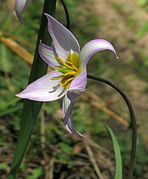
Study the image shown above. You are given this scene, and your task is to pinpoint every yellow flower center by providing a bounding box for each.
[51,51,82,89]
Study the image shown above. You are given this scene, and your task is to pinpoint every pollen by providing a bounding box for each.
[52,51,82,89]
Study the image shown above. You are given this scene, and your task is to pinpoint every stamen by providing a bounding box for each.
[56,57,64,65]
[60,77,73,89]
[64,61,78,71]
[60,77,73,86]
[66,52,80,67]
[52,51,82,90]
[51,76,62,80]
[61,71,76,77]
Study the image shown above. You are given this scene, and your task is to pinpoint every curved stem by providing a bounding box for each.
[87,74,137,179]
[60,0,71,30]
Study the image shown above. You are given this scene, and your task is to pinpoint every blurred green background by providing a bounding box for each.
[0,0,148,178]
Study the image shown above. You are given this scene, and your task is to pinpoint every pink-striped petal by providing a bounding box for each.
[62,92,83,136]
[16,71,66,102]
[80,39,118,66]
[15,0,29,21]
[39,42,59,68]
[45,13,80,60]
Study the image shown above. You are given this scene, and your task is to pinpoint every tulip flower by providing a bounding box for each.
[16,13,117,136]
[15,0,29,21]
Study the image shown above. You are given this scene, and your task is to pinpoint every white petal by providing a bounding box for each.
[39,42,59,68]
[69,66,87,92]
[15,0,29,21]
[16,71,66,102]
[80,39,118,66]
[62,92,83,136]
[45,13,80,60]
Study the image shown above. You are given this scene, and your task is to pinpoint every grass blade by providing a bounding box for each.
[8,1,57,178]
[106,126,122,179]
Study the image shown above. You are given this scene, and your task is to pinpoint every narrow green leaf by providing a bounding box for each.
[8,1,57,178]
[106,126,122,179]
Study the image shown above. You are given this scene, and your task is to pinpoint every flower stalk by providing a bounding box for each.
[87,74,137,179]
[60,0,70,30]
[8,0,57,178]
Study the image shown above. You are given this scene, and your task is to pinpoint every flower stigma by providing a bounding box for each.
[51,51,82,89]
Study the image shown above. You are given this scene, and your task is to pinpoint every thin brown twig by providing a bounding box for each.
[40,110,46,150]
[82,92,129,127]
[46,158,55,179]
[84,140,104,179]
[0,37,33,64]
[0,36,53,72]
[40,110,55,179]
[0,30,35,49]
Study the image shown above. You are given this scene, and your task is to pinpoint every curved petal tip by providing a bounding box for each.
[44,13,80,59]
[65,119,84,137]
[63,93,84,137]
[15,0,29,22]
[80,39,118,66]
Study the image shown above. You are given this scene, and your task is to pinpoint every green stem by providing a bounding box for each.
[8,0,57,178]
[60,0,70,30]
